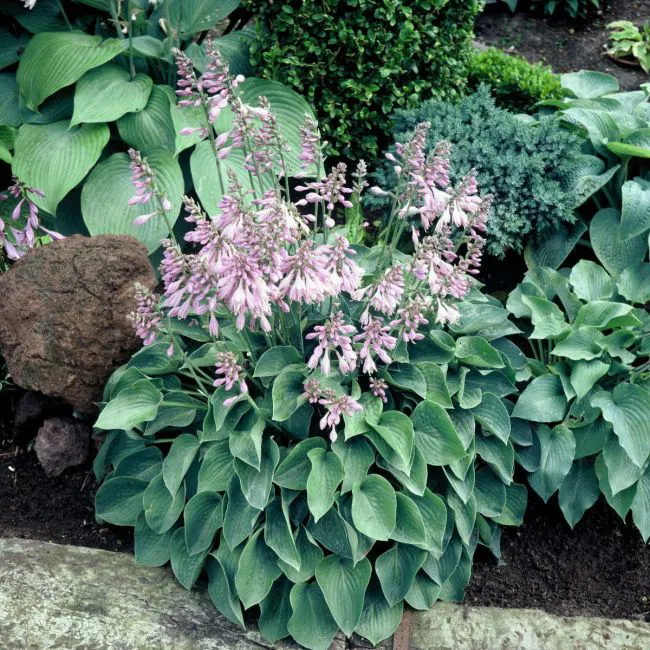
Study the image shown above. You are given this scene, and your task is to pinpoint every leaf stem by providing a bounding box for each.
[127,0,136,81]
[56,0,73,30]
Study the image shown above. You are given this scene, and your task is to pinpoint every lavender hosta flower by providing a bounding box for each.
[327,234,363,295]
[306,311,358,375]
[278,240,337,305]
[129,283,162,346]
[302,378,322,404]
[295,162,354,216]
[369,377,388,403]
[390,297,430,343]
[354,317,397,375]
[368,264,405,318]
[296,114,321,177]
[128,149,155,206]
[318,393,363,442]
[214,351,249,406]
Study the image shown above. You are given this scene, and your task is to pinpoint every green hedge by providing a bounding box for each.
[246,0,481,158]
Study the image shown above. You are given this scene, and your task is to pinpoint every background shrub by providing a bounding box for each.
[468,48,565,113]
[372,87,582,258]
[246,0,481,159]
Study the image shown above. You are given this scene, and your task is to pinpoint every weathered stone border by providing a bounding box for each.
[1,538,648,650]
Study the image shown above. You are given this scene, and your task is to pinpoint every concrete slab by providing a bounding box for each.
[1,537,649,650]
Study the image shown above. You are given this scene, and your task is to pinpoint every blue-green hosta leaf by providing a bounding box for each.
[186,27,255,77]
[524,222,587,271]
[529,424,576,503]
[95,379,163,430]
[95,476,147,526]
[234,528,282,609]
[558,460,599,528]
[573,301,640,329]
[259,576,293,644]
[163,434,200,495]
[475,435,514,485]
[367,411,414,473]
[569,260,613,301]
[569,154,619,209]
[471,393,511,443]
[618,263,650,304]
[117,85,177,152]
[602,436,644,495]
[234,437,279,509]
[315,555,372,636]
[354,580,403,647]
[561,71,620,99]
[170,527,209,590]
[591,384,650,467]
[206,543,245,626]
[512,375,567,423]
[71,63,152,126]
[409,489,447,555]
[574,418,612,459]
[454,336,505,368]
[333,437,375,494]
[390,493,427,546]
[134,511,173,567]
[278,525,323,583]
[168,0,241,37]
[590,208,648,277]
[631,469,650,542]
[143,472,186,534]
[474,467,507,519]
[351,474,397,541]
[620,179,650,240]
[306,448,344,522]
[13,120,109,215]
[383,362,427,398]
[410,400,465,466]
[491,482,527,527]
[551,327,605,361]
[594,454,636,520]
[254,346,303,377]
[264,498,300,570]
[81,147,183,253]
[520,294,570,340]
[17,32,125,111]
[377,447,427,498]
[416,362,452,407]
[562,106,621,156]
[405,571,442,610]
[272,368,307,422]
[197,440,235,492]
[184,490,223,556]
[570,359,610,399]
[114,447,163,482]
[376,543,427,607]
[0,26,29,72]
[273,438,326,490]
[287,582,338,650]
[607,131,650,160]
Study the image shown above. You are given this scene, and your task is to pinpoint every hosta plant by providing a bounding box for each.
[0,0,313,256]
[93,74,527,649]
[607,21,650,74]
[507,259,650,539]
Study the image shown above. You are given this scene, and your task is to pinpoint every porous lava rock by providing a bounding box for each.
[0,235,155,413]
[12,391,64,443]
[34,417,91,477]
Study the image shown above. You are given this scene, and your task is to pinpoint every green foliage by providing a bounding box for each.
[94,288,527,646]
[607,21,650,74]
[0,0,313,254]
[373,87,583,257]
[467,48,564,113]
[245,0,481,158]
[486,0,601,19]
[507,257,650,537]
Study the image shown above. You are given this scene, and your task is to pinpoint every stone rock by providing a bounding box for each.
[12,390,65,443]
[34,417,91,477]
[0,235,155,413]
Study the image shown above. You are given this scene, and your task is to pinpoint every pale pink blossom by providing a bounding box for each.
[306,311,358,375]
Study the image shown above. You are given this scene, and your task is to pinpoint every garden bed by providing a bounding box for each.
[477,0,650,89]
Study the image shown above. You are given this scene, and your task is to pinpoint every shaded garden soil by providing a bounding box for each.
[477,0,650,89]
[467,491,650,621]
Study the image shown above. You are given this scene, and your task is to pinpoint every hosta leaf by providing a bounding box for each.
[472,393,511,443]
[184,491,223,556]
[476,435,514,485]
[405,571,442,610]
[287,582,338,650]
[272,369,307,422]
[620,179,650,240]
[264,498,301,570]
[0,26,29,72]
[551,327,605,361]
[594,454,636,520]
[367,411,414,473]
[114,447,163,482]
[71,63,152,126]
[492,482,527,526]
[574,418,612,459]
[81,148,183,253]
[618,263,650,304]
[447,491,477,545]
[573,301,639,329]
[306,448,344,522]
[162,434,200,495]
[13,120,109,215]
[454,336,505,368]
[512,375,567,423]
[591,384,650,467]
[409,489,447,555]
[390,493,427,546]
[521,295,570,340]
[416,362,452,407]
[558,460,599,528]
[376,543,427,607]
[333,437,375,494]
[234,437,279,509]
[315,556,372,636]
[631,469,650,542]
[234,528,282,609]
[223,475,261,549]
[529,424,576,502]
[95,379,163,430]
[352,474,397,541]
[134,511,173,567]
[354,580,403,647]
[590,208,647,277]
[206,544,245,626]
[143,473,186,534]
[383,363,427,398]
[474,467,507,518]
[254,346,303,377]
[170,0,241,37]
[410,400,466,466]
[259,576,293,644]
[570,359,610,399]
[197,440,235,492]
[274,438,326,490]
[278,525,323,583]
[17,32,124,111]
[116,85,177,152]
[422,535,462,584]
[602,436,644,495]
[569,260,613,301]
[524,222,587,271]
[170,527,209,590]
[95,476,147,526]
[561,71,620,99]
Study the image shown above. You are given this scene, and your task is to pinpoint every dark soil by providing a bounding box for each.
[0,391,132,553]
[467,490,650,621]
[477,0,650,89]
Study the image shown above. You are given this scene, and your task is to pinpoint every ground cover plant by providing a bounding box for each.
[0,0,314,256]
[371,87,585,258]
[92,48,530,649]
[467,48,564,113]
[245,0,481,159]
